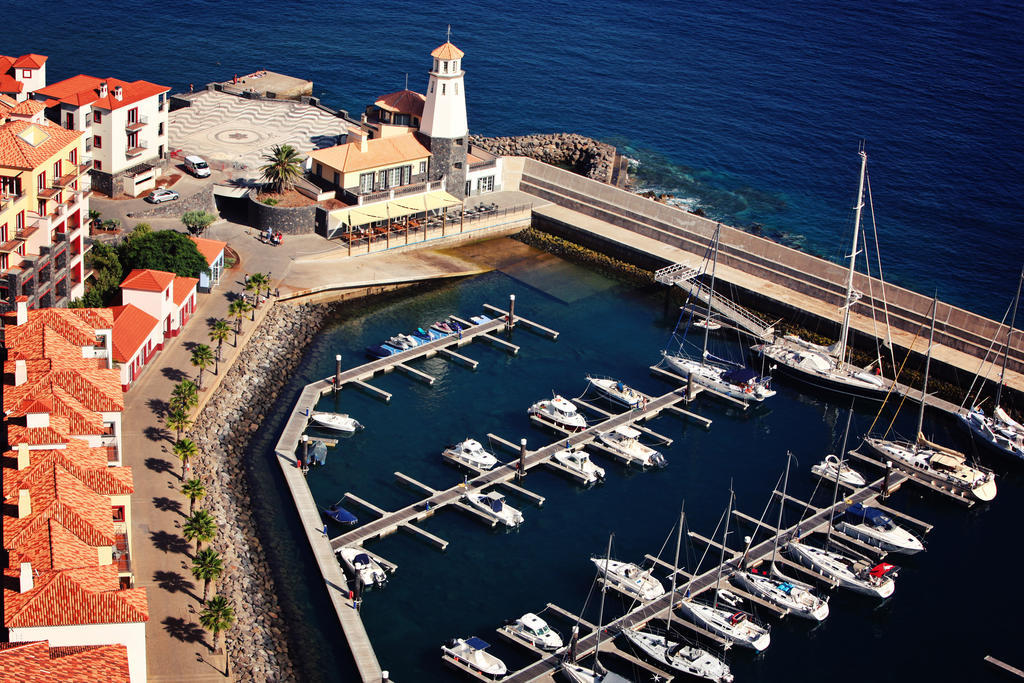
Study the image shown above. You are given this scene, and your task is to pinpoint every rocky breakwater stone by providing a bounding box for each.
[187,299,342,682]
[470,132,617,183]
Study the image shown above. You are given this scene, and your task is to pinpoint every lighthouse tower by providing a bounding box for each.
[419,37,469,198]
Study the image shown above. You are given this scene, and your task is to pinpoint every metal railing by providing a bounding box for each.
[125,115,148,131]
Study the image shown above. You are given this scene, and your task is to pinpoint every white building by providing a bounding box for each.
[419,40,469,198]
[0,53,47,102]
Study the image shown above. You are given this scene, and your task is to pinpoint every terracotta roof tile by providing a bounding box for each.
[7,519,100,571]
[4,441,133,499]
[109,304,159,363]
[172,276,198,306]
[4,565,148,628]
[188,235,226,266]
[5,362,124,418]
[11,100,45,116]
[431,41,465,59]
[0,75,24,94]
[310,132,430,174]
[12,54,47,69]
[35,74,169,112]
[374,89,425,117]
[120,268,174,292]
[0,119,81,171]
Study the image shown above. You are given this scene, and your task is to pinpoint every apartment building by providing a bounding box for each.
[0,53,47,102]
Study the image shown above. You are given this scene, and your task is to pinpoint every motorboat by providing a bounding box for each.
[309,411,362,434]
[621,628,733,682]
[385,334,415,350]
[811,453,866,487]
[586,376,643,409]
[442,637,506,679]
[786,541,896,598]
[463,491,524,527]
[834,503,923,554]
[470,314,492,325]
[552,447,605,484]
[443,438,499,470]
[590,557,665,602]
[596,426,665,467]
[337,546,387,588]
[731,568,829,621]
[529,395,588,432]
[676,600,771,651]
[506,612,563,651]
[861,436,997,502]
[364,343,401,359]
[323,504,357,525]
[661,352,776,403]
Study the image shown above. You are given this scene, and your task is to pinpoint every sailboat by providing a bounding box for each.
[732,453,830,621]
[677,489,771,651]
[753,148,891,399]
[957,268,1024,460]
[622,502,734,683]
[860,297,997,502]
[661,225,776,403]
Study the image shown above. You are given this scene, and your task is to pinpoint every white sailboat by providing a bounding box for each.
[811,453,867,487]
[590,557,665,602]
[463,491,524,527]
[596,426,666,467]
[529,394,588,432]
[586,376,644,409]
[753,148,891,399]
[834,503,923,554]
[957,268,1024,460]
[552,447,605,484]
[443,438,499,470]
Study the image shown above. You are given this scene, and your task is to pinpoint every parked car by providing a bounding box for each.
[146,188,179,204]
[184,155,211,178]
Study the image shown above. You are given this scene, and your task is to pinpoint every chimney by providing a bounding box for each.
[18,488,31,518]
[14,358,27,386]
[17,443,29,470]
[359,132,368,153]
[15,297,27,325]
[19,562,34,593]
[99,81,108,98]
[113,85,123,101]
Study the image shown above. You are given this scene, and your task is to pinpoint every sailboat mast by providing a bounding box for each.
[836,149,869,369]
[916,297,938,441]
[713,486,733,610]
[995,268,1024,410]
[594,533,612,672]
[771,452,792,570]
[701,225,721,365]
[665,501,685,631]
[827,407,854,548]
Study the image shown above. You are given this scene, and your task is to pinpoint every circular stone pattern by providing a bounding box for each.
[214,129,263,144]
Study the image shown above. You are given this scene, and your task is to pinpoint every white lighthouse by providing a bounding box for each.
[419,36,469,197]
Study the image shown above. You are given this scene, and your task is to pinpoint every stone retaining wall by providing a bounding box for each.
[129,185,218,219]
[470,133,615,183]
[247,193,317,235]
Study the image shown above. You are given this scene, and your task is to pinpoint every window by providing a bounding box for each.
[22,69,31,78]
[443,61,448,73]
[93,135,102,149]
[165,288,170,300]
[419,161,426,175]
[315,163,322,177]
[454,162,463,169]
[333,171,340,187]
[359,172,374,193]
[127,132,138,148]
[430,80,434,94]
[64,113,74,129]
[94,111,102,124]
[128,108,138,124]
[158,122,164,136]
[38,199,47,215]
[69,148,77,164]
[94,160,102,171]
[0,253,7,270]
[456,138,464,146]
[53,161,62,179]
[442,84,446,95]
[455,83,459,95]
[1,223,7,241]
[16,211,24,230]
[112,506,125,522]
[477,175,495,193]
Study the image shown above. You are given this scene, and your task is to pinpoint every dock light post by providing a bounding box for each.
[301,435,309,468]
[518,438,527,481]
[334,354,342,394]
[883,460,892,498]
[507,294,516,332]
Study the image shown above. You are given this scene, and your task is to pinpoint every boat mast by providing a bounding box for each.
[994,268,1024,410]
[916,297,938,443]
[665,501,685,632]
[713,485,734,611]
[827,406,854,548]
[593,533,612,674]
[771,452,792,570]
[701,225,721,366]
[836,148,869,369]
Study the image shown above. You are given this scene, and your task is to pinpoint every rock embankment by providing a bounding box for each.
[470,133,616,183]
[189,300,339,681]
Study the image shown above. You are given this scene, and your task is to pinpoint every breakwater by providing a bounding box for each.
[470,133,616,183]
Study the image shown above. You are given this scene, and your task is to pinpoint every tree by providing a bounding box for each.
[209,320,231,363]
[173,437,198,480]
[118,229,210,279]
[191,547,224,602]
[123,222,152,245]
[181,477,206,516]
[78,241,123,307]
[88,208,102,229]
[182,210,217,235]
[259,144,303,194]
[165,407,193,442]
[228,299,252,339]
[170,379,199,413]
[200,595,235,660]
[190,344,215,389]
[183,509,217,555]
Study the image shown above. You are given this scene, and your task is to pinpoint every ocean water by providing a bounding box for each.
[8,1,1023,316]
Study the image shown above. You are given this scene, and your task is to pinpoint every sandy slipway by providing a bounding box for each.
[187,300,341,681]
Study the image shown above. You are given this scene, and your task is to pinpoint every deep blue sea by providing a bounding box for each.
[8,1,1023,316]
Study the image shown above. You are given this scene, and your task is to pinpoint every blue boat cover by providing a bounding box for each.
[845,502,891,527]
[488,497,504,513]
[465,637,491,650]
[354,552,371,566]
[722,367,759,384]
[326,505,358,524]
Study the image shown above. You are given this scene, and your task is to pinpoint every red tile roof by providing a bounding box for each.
[188,235,226,266]
[120,268,174,292]
[431,41,465,59]
[4,441,134,500]
[12,54,47,69]
[4,564,148,628]
[7,520,100,571]
[35,75,169,112]
[5,308,112,360]
[0,641,130,683]
[374,89,425,117]
[11,100,45,116]
[0,119,81,170]
[4,362,124,418]
[172,276,198,307]
[0,75,24,94]
[109,304,159,363]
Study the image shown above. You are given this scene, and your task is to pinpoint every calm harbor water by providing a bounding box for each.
[241,253,1022,681]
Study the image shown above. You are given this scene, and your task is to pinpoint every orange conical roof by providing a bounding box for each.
[430,42,464,60]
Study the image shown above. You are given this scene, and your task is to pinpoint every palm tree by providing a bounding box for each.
[165,407,193,442]
[209,320,231,363]
[191,547,224,602]
[181,477,206,516]
[199,595,235,659]
[183,509,217,555]
[249,273,270,308]
[227,299,250,340]
[243,276,259,310]
[259,144,302,194]
[191,344,215,389]
[173,438,199,480]
[170,379,199,413]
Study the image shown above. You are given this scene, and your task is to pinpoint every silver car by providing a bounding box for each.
[146,188,179,204]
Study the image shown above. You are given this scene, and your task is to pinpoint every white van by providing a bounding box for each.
[184,155,211,178]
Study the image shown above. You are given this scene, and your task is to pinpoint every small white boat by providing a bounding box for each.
[586,376,643,408]
[337,546,387,588]
[443,438,498,470]
[731,568,829,621]
[677,600,771,651]
[470,314,493,325]
[464,491,524,527]
[590,557,665,602]
[552,447,605,484]
[834,503,923,554]
[662,351,776,403]
[787,541,896,598]
[811,453,866,487]
[621,628,733,682]
[529,395,588,432]
[309,411,362,434]
[596,426,665,467]
[507,612,563,651]
[442,637,506,678]
[386,334,417,350]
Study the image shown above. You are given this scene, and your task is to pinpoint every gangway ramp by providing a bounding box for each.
[655,263,775,341]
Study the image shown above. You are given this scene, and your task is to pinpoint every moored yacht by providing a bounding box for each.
[463,491,524,527]
[309,411,362,434]
[590,557,665,602]
[529,395,588,432]
[834,503,923,554]
[552,447,605,484]
[337,546,387,588]
[958,406,1024,460]
[662,352,776,403]
[443,438,499,470]
[731,568,829,621]
[596,426,665,467]
[676,600,771,651]
[621,627,733,682]
[811,453,866,487]
[441,637,506,679]
[786,541,896,598]
[586,376,643,408]
[861,436,997,502]
[506,612,562,651]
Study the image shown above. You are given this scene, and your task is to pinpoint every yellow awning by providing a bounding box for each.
[328,191,462,230]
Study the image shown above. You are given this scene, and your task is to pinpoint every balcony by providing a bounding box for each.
[125,115,148,132]
[113,524,131,573]
[0,192,22,212]
[125,141,149,158]
[52,161,94,188]
[344,178,445,206]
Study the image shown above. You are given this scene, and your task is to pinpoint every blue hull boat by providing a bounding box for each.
[324,504,358,525]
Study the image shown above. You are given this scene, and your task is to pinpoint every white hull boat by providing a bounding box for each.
[811,453,866,487]
[552,447,605,484]
[596,426,665,467]
[661,351,775,402]
[753,335,890,399]
[586,376,643,408]
[309,411,362,433]
[443,438,498,470]
[677,600,771,651]
[621,628,733,682]
[560,663,632,683]
[787,541,895,598]
[442,637,506,678]
[529,395,588,432]
[731,568,829,621]
[507,612,562,651]
[835,503,923,554]
[590,557,665,602]
[337,546,387,588]
[958,406,1024,461]
[862,436,997,502]
[464,491,524,527]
